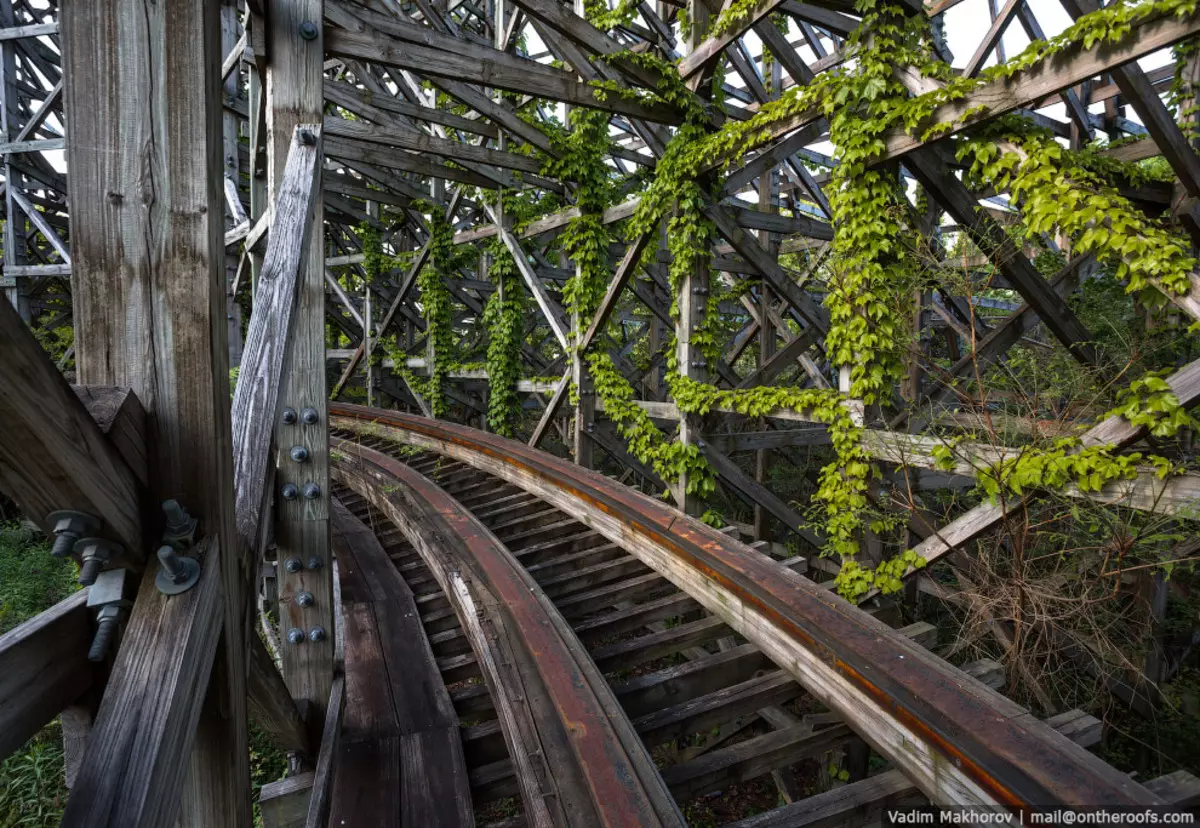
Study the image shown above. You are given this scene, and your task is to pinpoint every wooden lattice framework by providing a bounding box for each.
[0,0,1199,824]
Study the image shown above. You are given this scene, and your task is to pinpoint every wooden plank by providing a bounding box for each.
[324,116,543,174]
[0,300,143,555]
[232,124,321,550]
[0,590,92,762]
[880,9,1200,162]
[324,7,682,125]
[261,771,315,828]
[248,635,314,756]
[887,356,1200,596]
[62,0,248,821]
[61,540,225,828]
[678,0,789,79]
[72,386,149,487]
[304,674,345,828]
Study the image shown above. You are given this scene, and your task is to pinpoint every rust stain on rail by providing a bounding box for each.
[330,403,1158,812]
[332,435,678,827]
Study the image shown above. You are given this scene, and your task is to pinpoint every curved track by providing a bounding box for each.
[328,402,1166,824]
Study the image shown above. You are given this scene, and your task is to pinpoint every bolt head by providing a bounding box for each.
[281,483,299,501]
[301,407,319,425]
[155,552,201,595]
[282,407,298,425]
[290,445,310,463]
[309,627,327,642]
[299,20,319,40]
[302,483,321,500]
[296,591,314,607]
[306,556,324,570]
[287,628,305,645]
[284,557,303,574]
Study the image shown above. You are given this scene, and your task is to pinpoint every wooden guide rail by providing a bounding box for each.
[331,436,685,827]
[329,403,1161,814]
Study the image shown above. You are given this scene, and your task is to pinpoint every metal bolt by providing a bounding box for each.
[89,605,122,662]
[309,627,327,642]
[47,510,100,558]
[284,557,303,574]
[282,407,298,425]
[302,483,321,500]
[161,499,198,549]
[306,556,324,570]
[296,591,314,607]
[287,628,305,645]
[689,360,708,368]
[155,545,201,595]
[75,538,123,586]
[281,483,299,500]
[299,128,316,147]
[301,407,319,425]
[692,286,709,295]
[299,20,319,40]
[697,439,707,449]
[289,445,309,463]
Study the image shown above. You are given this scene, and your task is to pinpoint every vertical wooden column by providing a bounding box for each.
[268,0,334,718]
[62,0,249,823]
[674,0,711,514]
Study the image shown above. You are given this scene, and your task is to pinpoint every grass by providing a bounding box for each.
[0,521,78,828]
[0,520,287,827]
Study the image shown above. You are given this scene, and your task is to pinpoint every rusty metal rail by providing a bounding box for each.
[331,435,685,827]
[330,402,1162,814]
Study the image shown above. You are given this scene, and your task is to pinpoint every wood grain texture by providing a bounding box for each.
[61,539,225,828]
[232,124,321,549]
[304,674,344,828]
[72,386,149,487]
[260,771,314,828]
[269,0,334,716]
[62,0,248,820]
[0,300,142,554]
[248,634,314,756]
[0,590,92,762]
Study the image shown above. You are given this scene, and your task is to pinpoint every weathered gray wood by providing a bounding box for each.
[304,675,345,828]
[72,386,149,487]
[61,539,225,828]
[62,0,248,822]
[0,300,143,556]
[0,590,92,762]
[248,634,314,756]
[232,124,322,549]
[269,0,335,721]
[261,771,315,828]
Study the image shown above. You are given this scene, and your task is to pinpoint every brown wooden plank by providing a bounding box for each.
[400,727,476,826]
[0,590,92,762]
[0,299,143,556]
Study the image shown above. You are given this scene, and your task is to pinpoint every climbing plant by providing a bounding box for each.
[483,239,528,437]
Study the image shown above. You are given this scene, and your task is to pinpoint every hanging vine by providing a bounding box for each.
[416,205,459,418]
[483,239,528,437]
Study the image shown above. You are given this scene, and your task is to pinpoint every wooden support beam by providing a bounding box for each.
[249,635,314,756]
[61,540,226,828]
[304,675,345,828]
[233,125,322,549]
[63,0,248,822]
[0,300,143,556]
[0,590,92,763]
[269,0,335,721]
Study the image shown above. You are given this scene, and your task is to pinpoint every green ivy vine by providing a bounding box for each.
[483,240,528,437]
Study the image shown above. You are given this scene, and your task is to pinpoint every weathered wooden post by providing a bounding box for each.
[268,0,335,726]
[61,0,250,823]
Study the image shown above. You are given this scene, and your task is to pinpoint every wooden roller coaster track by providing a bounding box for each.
[320,402,1181,825]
